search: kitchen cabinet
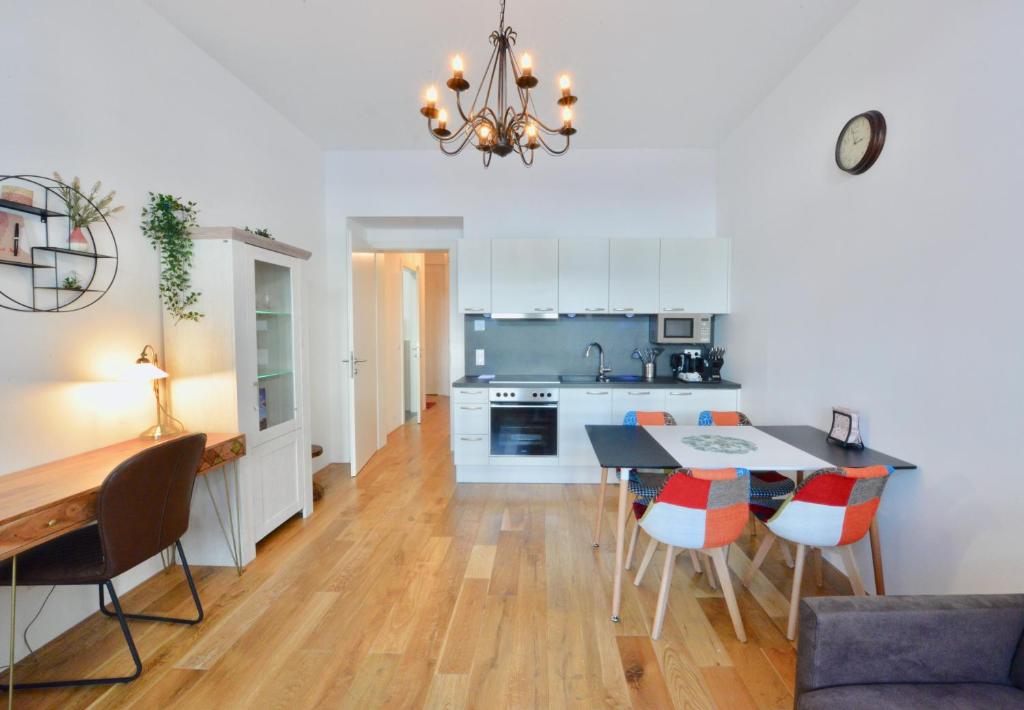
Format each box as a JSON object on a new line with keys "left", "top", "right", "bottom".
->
{"left": 558, "top": 388, "right": 612, "bottom": 465}
{"left": 164, "top": 228, "right": 313, "bottom": 551}
{"left": 457, "top": 239, "right": 492, "bottom": 314}
{"left": 663, "top": 389, "right": 740, "bottom": 427}
{"left": 611, "top": 388, "right": 667, "bottom": 424}
{"left": 453, "top": 401, "right": 489, "bottom": 435}
{"left": 490, "top": 238, "right": 558, "bottom": 314}
{"left": 660, "top": 239, "right": 731, "bottom": 314}
{"left": 558, "top": 239, "right": 609, "bottom": 314}
{"left": 609, "top": 239, "right": 661, "bottom": 314}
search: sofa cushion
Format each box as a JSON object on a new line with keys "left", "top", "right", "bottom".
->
{"left": 798, "top": 683, "right": 1024, "bottom": 710}
{"left": 1012, "top": 633, "right": 1024, "bottom": 689}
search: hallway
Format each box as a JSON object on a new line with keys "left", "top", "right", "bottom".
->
{"left": 9, "top": 396, "right": 847, "bottom": 708}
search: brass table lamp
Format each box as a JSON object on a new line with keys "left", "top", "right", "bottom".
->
{"left": 132, "top": 345, "right": 185, "bottom": 439}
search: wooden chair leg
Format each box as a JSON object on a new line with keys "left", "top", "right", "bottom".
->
{"left": 702, "top": 553, "right": 717, "bottom": 590}
{"left": 741, "top": 532, "right": 776, "bottom": 587}
{"left": 689, "top": 549, "right": 702, "bottom": 574}
{"left": 592, "top": 467, "right": 609, "bottom": 547}
{"left": 625, "top": 520, "right": 640, "bottom": 571}
{"left": 814, "top": 547, "right": 824, "bottom": 588}
{"left": 634, "top": 537, "right": 659, "bottom": 586}
{"left": 787, "top": 543, "right": 808, "bottom": 640}
{"left": 652, "top": 544, "right": 676, "bottom": 640}
{"left": 710, "top": 547, "right": 746, "bottom": 642}
{"left": 839, "top": 546, "right": 866, "bottom": 596}
{"left": 778, "top": 539, "right": 795, "bottom": 568}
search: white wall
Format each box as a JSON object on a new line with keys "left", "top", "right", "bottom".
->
{"left": 0, "top": 0, "right": 326, "bottom": 659}
{"left": 325, "top": 148, "right": 716, "bottom": 460}
{"left": 717, "top": 0, "right": 1024, "bottom": 594}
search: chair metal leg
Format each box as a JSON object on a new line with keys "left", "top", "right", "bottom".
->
{"left": 2, "top": 581, "right": 141, "bottom": 690}
{"left": 100, "top": 541, "right": 203, "bottom": 625}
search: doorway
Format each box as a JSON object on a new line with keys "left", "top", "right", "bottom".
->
{"left": 402, "top": 267, "right": 420, "bottom": 423}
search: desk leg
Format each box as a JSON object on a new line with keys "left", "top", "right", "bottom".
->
{"left": 7, "top": 555, "right": 15, "bottom": 710}
{"left": 868, "top": 518, "right": 886, "bottom": 595}
{"left": 611, "top": 472, "right": 629, "bottom": 623}
{"left": 203, "top": 461, "right": 245, "bottom": 576}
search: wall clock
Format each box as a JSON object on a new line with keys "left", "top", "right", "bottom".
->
{"left": 835, "top": 110, "right": 886, "bottom": 174}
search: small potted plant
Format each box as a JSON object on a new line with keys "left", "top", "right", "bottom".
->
{"left": 53, "top": 173, "right": 124, "bottom": 252}
{"left": 62, "top": 271, "right": 82, "bottom": 290}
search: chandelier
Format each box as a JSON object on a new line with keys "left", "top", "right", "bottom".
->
{"left": 418, "top": 0, "right": 578, "bottom": 167}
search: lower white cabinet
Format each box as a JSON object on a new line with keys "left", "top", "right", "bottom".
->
{"left": 251, "top": 430, "right": 303, "bottom": 541}
{"left": 453, "top": 434, "right": 490, "bottom": 464}
{"left": 664, "top": 389, "right": 740, "bottom": 426}
{"left": 558, "top": 388, "right": 613, "bottom": 465}
{"left": 453, "top": 402, "right": 489, "bottom": 435}
{"left": 611, "top": 389, "right": 667, "bottom": 423}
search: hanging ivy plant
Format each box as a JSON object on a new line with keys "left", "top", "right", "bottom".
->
{"left": 141, "top": 192, "right": 203, "bottom": 322}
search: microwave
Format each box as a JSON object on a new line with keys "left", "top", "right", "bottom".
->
{"left": 651, "top": 313, "right": 713, "bottom": 344}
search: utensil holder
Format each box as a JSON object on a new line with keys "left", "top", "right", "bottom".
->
{"left": 643, "top": 362, "right": 655, "bottom": 381}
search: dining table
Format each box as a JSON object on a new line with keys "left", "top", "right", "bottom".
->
{"left": 586, "top": 423, "right": 916, "bottom": 623}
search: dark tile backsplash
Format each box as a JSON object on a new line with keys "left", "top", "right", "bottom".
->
{"left": 463, "top": 315, "right": 713, "bottom": 378}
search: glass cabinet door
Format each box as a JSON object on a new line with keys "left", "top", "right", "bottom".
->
{"left": 254, "top": 259, "right": 296, "bottom": 432}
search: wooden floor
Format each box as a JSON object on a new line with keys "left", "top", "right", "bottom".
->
{"left": 6, "top": 396, "right": 851, "bottom": 709}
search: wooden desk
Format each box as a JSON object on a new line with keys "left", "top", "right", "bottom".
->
{"left": 0, "top": 433, "right": 245, "bottom": 563}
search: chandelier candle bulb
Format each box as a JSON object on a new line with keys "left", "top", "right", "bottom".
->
{"left": 433, "top": 108, "right": 451, "bottom": 137}
{"left": 452, "top": 55, "right": 464, "bottom": 77}
{"left": 516, "top": 52, "right": 538, "bottom": 88}
{"left": 420, "top": 86, "right": 440, "bottom": 118}
{"left": 557, "top": 74, "right": 577, "bottom": 106}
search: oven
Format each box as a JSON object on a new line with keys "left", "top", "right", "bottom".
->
{"left": 489, "top": 387, "right": 558, "bottom": 457}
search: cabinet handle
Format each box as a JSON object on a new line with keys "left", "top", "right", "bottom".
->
{"left": 464, "top": 307, "right": 485, "bottom": 312}
{"left": 459, "top": 436, "right": 483, "bottom": 442}
{"left": 459, "top": 405, "right": 483, "bottom": 410}
{"left": 584, "top": 307, "right": 606, "bottom": 312}
{"left": 612, "top": 307, "right": 634, "bottom": 312}
{"left": 534, "top": 307, "right": 554, "bottom": 312}
{"left": 461, "top": 389, "right": 482, "bottom": 394}
{"left": 626, "top": 391, "right": 651, "bottom": 395}
{"left": 668, "top": 392, "right": 693, "bottom": 396}
{"left": 585, "top": 390, "right": 609, "bottom": 395}
{"left": 663, "top": 307, "right": 687, "bottom": 312}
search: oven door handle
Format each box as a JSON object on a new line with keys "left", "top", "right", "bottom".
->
{"left": 489, "top": 403, "right": 558, "bottom": 409}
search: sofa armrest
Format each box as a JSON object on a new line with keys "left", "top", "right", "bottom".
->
{"left": 797, "top": 595, "right": 1024, "bottom": 697}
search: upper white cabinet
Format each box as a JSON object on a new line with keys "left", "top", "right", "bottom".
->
{"left": 457, "top": 239, "right": 491, "bottom": 314}
{"left": 558, "top": 239, "right": 609, "bottom": 314}
{"left": 609, "top": 239, "right": 661, "bottom": 314}
{"left": 660, "top": 239, "right": 731, "bottom": 314}
{"left": 491, "top": 238, "right": 558, "bottom": 314}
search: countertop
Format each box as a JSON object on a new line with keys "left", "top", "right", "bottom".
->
{"left": 452, "top": 376, "right": 741, "bottom": 390}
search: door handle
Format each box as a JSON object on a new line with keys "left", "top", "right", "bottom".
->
{"left": 464, "top": 307, "right": 485, "bottom": 312}
{"left": 459, "top": 405, "right": 483, "bottom": 410}
{"left": 626, "top": 391, "right": 651, "bottom": 395}
{"left": 459, "top": 436, "right": 483, "bottom": 442}
{"left": 663, "top": 307, "right": 687, "bottom": 312}
{"left": 343, "top": 352, "right": 368, "bottom": 377}
{"left": 612, "top": 307, "right": 634, "bottom": 312}
{"left": 584, "top": 307, "right": 606, "bottom": 312}
{"left": 585, "top": 391, "right": 609, "bottom": 395}
{"left": 668, "top": 392, "right": 693, "bottom": 396}
{"left": 534, "top": 307, "right": 554, "bottom": 312}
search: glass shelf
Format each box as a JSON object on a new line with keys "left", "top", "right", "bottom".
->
{"left": 257, "top": 369, "right": 294, "bottom": 380}
{"left": 256, "top": 310, "right": 292, "bottom": 316}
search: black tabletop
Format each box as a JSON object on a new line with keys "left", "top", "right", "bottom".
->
{"left": 585, "top": 425, "right": 679, "bottom": 469}
{"left": 755, "top": 426, "right": 916, "bottom": 470}
{"left": 585, "top": 423, "right": 917, "bottom": 471}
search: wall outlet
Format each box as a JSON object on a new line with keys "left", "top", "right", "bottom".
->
{"left": 475, "top": 349, "right": 485, "bottom": 366}
{"left": 474, "top": 319, "right": 485, "bottom": 332}
{"left": 684, "top": 349, "right": 702, "bottom": 358}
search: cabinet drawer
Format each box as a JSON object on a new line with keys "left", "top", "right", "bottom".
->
{"left": 453, "top": 402, "right": 489, "bottom": 434}
{"left": 453, "top": 435, "right": 490, "bottom": 465}
{"left": 611, "top": 389, "right": 667, "bottom": 423}
{"left": 453, "top": 387, "right": 488, "bottom": 404}
{"left": 0, "top": 494, "right": 96, "bottom": 559}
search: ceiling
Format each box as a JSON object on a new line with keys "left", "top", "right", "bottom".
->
{"left": 146, "top": 0, "right": 858, "bottom": 150}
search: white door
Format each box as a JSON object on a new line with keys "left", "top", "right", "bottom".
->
{"left": 660, "top": 239, "right": 731, "bottom": 314}
{"left": 457, "top": 240, "right": 491, "bottom": 314}
{"left": 490, "top": 238, "right": 558, "bottom": 314}
{"left": 558, "top": 388, "right": 612, "bottom": 465}
{"left": 558, "top": 239, "right": 609, "bottom": 314}
{"left": 252, "top": 429, "right": 303, "bottom": 540}
{"left": 609, "top": 239, "right": 661, "bottom": 314}
{"left": 402, "top": 267, "right": 421, "bottom": 424}
{"left": 348, "top": 247, "right": 379, "bottom": 475}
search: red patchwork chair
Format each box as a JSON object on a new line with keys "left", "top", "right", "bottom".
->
{"left": 741, "top": 465, "right": 893, "bottom": 640}
{"left": 633, "top": 467, "right": 751, "bottom": 641}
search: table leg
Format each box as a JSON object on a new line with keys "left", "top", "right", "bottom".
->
{"left": 7, "top": 555, "right": 15, "bottom": 710}
{"left": 868, "top": 518, "right": 886, "bottom": 595}
{"left": 593, "top": 467, "right": 608, "bottom": 548}
{"left": 611, "top": 472, "right": 629, "bottom": 622}
{"left": 204, "top": 461, "right": 245, "bottom": 576}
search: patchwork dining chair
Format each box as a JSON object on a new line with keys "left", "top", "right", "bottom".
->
{"left": 634, "top": 468, "right": 751, "bottom": 641}
{"left": 741, "top": 465, "right": 893, "bottom": 640}
{"left": 592, "top": 410, "right": 675, "bottom": 550}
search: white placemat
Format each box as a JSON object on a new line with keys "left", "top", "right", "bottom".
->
{"left": 643, "top": 425, "right": 834, "bottom": 472}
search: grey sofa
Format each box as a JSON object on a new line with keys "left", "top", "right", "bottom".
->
{"left": 796, "top": 595, "right": 1024, "bottom": 709}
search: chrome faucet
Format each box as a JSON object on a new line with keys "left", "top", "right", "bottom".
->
{"left": 584, "top": 342, "right": 612, "bottom": 382}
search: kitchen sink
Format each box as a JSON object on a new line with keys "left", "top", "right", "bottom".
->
{"left": 606, "top": 375, "right": 644, "bottom": 382}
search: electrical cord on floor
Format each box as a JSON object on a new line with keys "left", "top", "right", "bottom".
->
{"left": 0, "top": 585, "right": 56, "bottom": 673}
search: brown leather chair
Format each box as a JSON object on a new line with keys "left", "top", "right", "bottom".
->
{"left": 0, "top": 433, "right": 207, "bottom": 689}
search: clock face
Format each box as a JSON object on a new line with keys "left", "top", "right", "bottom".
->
{"left": 836, "top": 110, "right": 886, "bottom": 174}
{"left": 837, "top": 115, "right": 871, "bottom": 170}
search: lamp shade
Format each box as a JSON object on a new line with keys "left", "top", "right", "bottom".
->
{"left": 127, "top": 361, "right": 169, "bottom": 382}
